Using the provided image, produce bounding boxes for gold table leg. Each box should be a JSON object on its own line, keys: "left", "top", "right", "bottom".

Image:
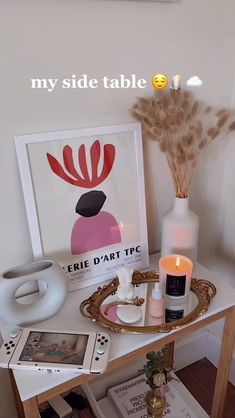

{"left": 211, "top": 307, "right": 235, "bottom": 418}
{"left": 22, "top": 397, "right": 40, "bottom": 418}
{"left": 9, "top": 369, "right": 25, "bottom": 418}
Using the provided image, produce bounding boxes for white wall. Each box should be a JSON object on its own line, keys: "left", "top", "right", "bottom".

{"left": 1, "top": 0, "right": 235, "bottom": 276}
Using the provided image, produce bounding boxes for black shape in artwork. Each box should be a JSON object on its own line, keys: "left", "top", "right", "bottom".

{"left": 75, "top": 190, "right": 106, "bottom": 217}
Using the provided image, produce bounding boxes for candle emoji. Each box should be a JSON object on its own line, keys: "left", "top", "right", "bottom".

{"left": 159, "top": 254, "right": 193, "bottom": 298}
{"left": 171, "top": 74, "right": 181, "bottom": 90}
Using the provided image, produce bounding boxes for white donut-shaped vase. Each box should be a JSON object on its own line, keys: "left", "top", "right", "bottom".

{"left": 0, "top": 260, "right": 68, "bottom": 326}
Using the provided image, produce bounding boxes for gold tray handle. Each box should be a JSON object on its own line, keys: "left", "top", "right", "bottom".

{"left": 80, "top": 298, "right": 99, "bottom": 322}
{"left": 191, "top": 278, "right": 217, "bottom": 302}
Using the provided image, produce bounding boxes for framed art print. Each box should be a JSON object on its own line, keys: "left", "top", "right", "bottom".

{"left": 15, "top": 123, "right": 149, "bottom": 291}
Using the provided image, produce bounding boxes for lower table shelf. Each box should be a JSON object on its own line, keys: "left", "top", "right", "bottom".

{"left": 82, "top": 359, "right": 209, "bottom": 418}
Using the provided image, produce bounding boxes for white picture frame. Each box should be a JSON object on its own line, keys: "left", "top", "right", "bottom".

{"left": 14, "top": 123, "right": 149, "bottom": 291}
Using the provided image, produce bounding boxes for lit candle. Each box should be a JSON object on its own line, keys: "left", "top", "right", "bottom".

{"left": 159, "top": 254, "right": 193, "bottom": 298}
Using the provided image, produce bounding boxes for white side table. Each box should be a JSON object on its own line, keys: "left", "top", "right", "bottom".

{"left": 1, "top": 255, "right": 234, "bottom": 418}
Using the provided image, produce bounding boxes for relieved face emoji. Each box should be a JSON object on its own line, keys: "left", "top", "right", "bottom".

{"left": 152, "top": 74, "right": 168, "bottom": 90}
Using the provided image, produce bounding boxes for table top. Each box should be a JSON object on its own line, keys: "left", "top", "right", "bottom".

{"left": 1, "top": 254, "right": 235, "bottom": 401}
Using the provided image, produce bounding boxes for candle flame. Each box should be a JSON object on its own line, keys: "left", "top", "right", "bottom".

{"left": 120, "top": 221, "right": 124, "bottom": 229}
{"left": 176, "top": 256, "right": 180, "bottom": 268}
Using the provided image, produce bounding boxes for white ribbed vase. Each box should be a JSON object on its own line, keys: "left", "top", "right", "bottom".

{"left": 161, "top": 197, "right": 199, "bottom": 266}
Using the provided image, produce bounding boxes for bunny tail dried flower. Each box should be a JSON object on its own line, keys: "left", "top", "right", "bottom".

{"left": 131, "top": 90, "right": 235, "bottom": 197}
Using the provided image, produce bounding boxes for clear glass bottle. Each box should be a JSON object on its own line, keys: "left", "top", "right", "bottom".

{"left": 149, "top": 282, "right": 164, "bottom": 318}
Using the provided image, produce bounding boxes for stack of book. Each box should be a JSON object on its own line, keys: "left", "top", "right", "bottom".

{"left": 96, "top": 372, "right": 209, "bottom": 418}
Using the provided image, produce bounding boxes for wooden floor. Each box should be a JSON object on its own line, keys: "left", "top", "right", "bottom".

{"left": 176, "top": 358, "right": 235, "bottom": 418}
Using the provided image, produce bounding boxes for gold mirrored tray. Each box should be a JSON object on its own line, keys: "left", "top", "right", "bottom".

{"left": 80, "top": 271, "right": 216, "bottom": 334}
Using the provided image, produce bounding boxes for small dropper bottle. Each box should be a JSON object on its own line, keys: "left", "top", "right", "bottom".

{"left": 149, "top": 282, "right": 164, "bottom": 318}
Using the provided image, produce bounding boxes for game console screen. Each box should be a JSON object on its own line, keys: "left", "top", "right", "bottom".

{"left": 19, "top": 332, "right": 89, "bottom": 365}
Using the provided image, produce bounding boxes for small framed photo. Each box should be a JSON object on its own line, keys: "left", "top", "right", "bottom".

{"left": 15, "top": 123, "right": 149, "bottom": 291}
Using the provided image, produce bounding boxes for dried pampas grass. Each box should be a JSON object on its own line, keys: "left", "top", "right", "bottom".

{"left": 131, "top": 89, "right": 234, "bottom": 198}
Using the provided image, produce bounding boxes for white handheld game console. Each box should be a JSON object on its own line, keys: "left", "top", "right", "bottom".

{"left": 0, "top": 328, "right": 111, "bottom": 374}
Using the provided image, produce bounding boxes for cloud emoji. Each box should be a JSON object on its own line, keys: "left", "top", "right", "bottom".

{"left": 186, "top": 76, "right": 203, "bottom": 87}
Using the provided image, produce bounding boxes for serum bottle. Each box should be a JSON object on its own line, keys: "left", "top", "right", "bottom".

{"left": 149, "top": 282, "right": 164, "bottom": 318}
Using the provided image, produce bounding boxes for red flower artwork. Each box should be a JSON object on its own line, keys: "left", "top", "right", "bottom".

{"left": 46, "top": 140, "right": 121, "bottom": 255}
{"left": 47, "top": 140, "right": 115, "bottom": 188}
